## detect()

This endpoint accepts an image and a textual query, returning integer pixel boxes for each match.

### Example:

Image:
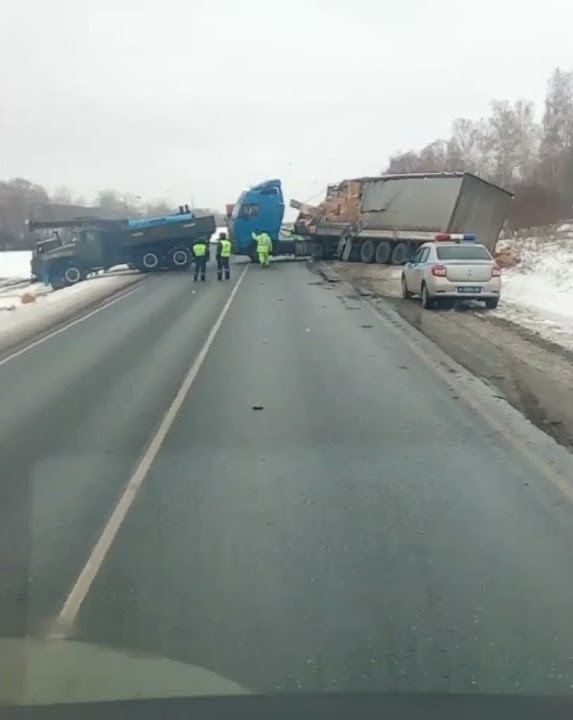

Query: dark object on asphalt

[252,405,264,410]
[360,324,374,328]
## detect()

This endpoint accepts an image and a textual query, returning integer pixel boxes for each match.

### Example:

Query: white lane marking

[50,264,249,638]
[0,283,143,367]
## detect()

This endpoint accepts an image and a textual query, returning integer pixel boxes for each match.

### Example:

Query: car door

[405,247,428,294]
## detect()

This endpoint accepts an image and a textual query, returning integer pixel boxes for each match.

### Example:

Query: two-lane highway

[2,258,573,702]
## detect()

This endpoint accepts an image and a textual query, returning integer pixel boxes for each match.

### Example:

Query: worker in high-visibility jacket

[252,231,272,268]
[216,231,232,281]
[192,238,208,281]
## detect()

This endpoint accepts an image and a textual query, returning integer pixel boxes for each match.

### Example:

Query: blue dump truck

[28,208,216,289]
[229,174,513,264]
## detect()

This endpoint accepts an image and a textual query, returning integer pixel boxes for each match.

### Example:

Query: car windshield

[436,245,492,261]
[3,0,573,713]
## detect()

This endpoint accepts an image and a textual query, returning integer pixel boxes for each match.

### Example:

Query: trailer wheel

[63,262,84,286]
[359,239,375,263]
[140,250,160,272]
[168,246,191,270]
[375,241,392,264]
[390,242,409,265]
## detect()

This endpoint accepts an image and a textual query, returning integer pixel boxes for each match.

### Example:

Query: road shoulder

[0,274,145,360]
[315,260,573,451]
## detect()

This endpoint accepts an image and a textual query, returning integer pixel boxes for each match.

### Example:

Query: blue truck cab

[230,179,285,259]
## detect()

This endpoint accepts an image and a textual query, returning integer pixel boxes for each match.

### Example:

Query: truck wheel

[140,250,160,272]
[375,241,392,264]
[168,246,191,270]
[50,274,66,291]
[359,239,375,263]
[390,242,409,265]
[421,283,435,309]
[63,262,84,286]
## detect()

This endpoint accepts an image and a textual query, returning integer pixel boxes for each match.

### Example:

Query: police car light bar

[435,233,477,243]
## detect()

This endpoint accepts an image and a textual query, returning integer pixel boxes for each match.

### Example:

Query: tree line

[0,182,225,250]
[385,67,573,228]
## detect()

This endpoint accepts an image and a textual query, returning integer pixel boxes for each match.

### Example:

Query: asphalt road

[2,258,573,699]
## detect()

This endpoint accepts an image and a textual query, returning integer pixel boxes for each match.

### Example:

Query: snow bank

[0,251,31,279]
[496,233,573,351]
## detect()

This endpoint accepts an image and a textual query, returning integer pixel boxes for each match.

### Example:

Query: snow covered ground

[495,225,573,351]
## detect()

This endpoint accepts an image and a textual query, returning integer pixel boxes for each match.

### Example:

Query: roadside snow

[0,250,31,279]
[496,235,573,351]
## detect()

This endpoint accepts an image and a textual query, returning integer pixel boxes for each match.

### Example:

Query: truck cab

[230,179,285,259]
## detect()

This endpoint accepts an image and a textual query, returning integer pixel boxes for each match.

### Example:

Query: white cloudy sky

[1,0,571,211]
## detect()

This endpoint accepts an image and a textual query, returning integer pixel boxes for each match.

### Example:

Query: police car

[401,233,501,310]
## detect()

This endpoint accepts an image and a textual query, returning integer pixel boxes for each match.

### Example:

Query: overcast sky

[1,0,571,211]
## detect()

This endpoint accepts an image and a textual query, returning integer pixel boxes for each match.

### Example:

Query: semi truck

[228,173,513,264]
[28,209,216,289]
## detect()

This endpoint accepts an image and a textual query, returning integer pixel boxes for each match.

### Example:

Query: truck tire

[390,242,409,265]
[375,241,392,264]
[140,250,160,272]
[168,246,191,270]
[63,262,84,286]
[50,273,66,291]
[359,239,375,263]
[421,282,435,309]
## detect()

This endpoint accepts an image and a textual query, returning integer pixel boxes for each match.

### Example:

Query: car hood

[0,637,249,706]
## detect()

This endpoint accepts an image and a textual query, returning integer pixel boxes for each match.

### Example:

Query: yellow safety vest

[220,239,232,257]
[256,232,271,252]
[193,242,207,257]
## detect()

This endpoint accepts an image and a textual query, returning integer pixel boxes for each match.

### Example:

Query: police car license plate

[458,286,482,294]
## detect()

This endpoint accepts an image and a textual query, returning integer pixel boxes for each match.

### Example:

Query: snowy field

[495,225,573,351]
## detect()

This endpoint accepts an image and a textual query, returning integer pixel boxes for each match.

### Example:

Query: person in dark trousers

[192,238,208,281]
[216,231,232,280]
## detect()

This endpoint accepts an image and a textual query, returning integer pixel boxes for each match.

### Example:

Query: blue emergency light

[435,233,477,243]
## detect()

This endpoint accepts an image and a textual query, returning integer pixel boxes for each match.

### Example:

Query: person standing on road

[216,231,232,281]
[252,231,272,268]
[192,238,208,281]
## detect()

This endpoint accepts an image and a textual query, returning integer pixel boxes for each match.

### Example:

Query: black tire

[63,262,84,287]
[140,250,160,272]
[421,283,435,309]
[168,246,191,270]
[401,275,413,299]
[359,239,375,263]
[50,273,66,291]
[485,297,499,309]
[390,242,410,265]
[375,241,392,264]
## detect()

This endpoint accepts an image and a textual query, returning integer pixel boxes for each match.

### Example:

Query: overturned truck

[294,172,513,263]
[28,210,216,289]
